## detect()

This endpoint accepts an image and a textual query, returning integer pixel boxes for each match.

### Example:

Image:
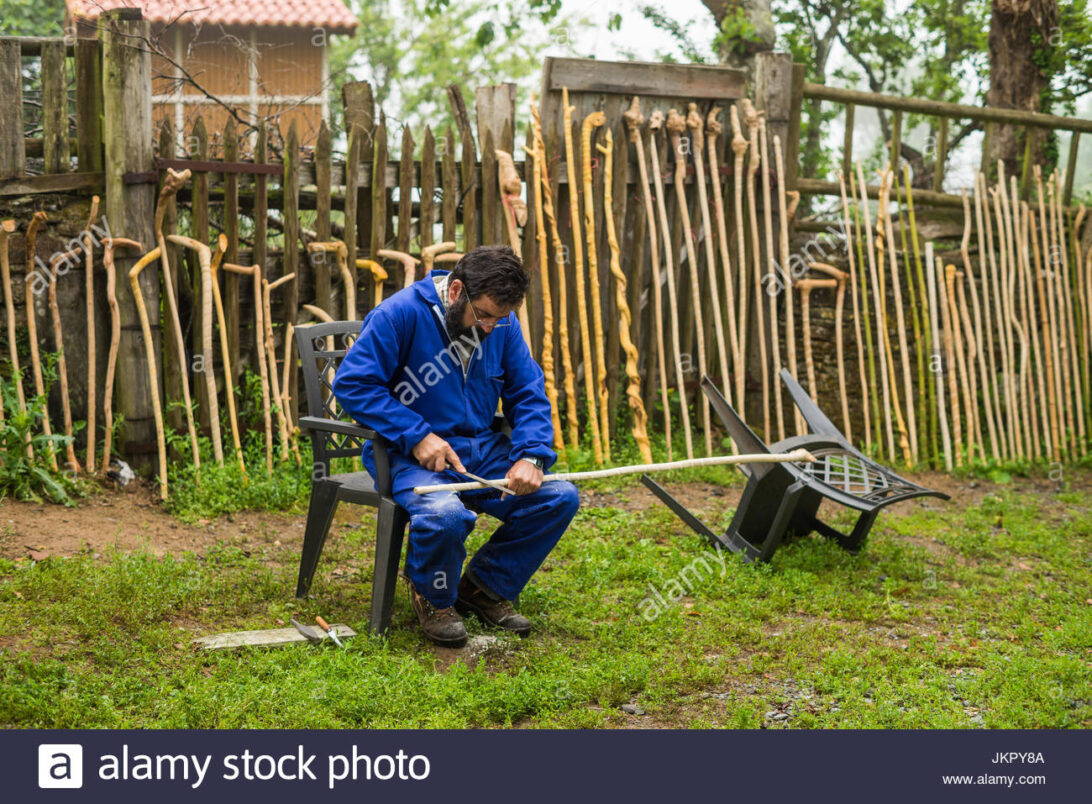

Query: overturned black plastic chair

[293,320,409,635]
[641,369,949,562]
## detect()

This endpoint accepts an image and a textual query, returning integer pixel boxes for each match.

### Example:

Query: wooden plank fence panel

[0,40,26,179]
[41,40,69,174]
[481,128,497,245]
[76,38,104,173]
[370,119,389,282]
[420,126,435,251]
[441,127,456,243]
[397,124,414,253]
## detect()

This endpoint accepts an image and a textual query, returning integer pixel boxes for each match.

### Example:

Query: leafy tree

[0,0,67,36]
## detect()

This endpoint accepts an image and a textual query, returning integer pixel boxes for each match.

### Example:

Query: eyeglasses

[464,289,511,327]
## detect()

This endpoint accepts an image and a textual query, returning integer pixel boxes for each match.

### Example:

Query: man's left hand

[505,459,543,496]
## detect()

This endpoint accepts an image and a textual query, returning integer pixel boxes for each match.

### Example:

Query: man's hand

[412,433,467,474]
[505,459,543,496]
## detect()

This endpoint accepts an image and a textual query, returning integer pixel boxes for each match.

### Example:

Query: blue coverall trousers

[388,430,580,609]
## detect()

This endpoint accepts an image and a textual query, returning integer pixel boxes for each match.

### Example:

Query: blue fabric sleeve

[500,317,558,470]
[331,311,433,455]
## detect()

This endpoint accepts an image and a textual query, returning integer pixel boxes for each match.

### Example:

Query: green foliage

[0,0,67,36]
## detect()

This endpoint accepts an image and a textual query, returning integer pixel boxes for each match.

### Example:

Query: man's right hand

[412,433,467,474]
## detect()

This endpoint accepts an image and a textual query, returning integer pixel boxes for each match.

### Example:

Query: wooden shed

[66,0,357,149]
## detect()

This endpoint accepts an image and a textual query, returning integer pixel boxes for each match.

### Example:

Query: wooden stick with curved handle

[208,234,245,478]
[526,97,564,456]
[495,150,533,348]
[624,97,671,459]
[581,109,611,461]
[167,234,223,464]
[706,107,742,412]
[433,252,464,265]
[48,246,83,472]
[1,219,31,457]
[668,108,712,456]
[377,249,421,292]
[688,104,731,406]
[128,246,168,499]
[794,277,837,411]
[808,262,851,438]
[649,109,693,459]
[261,272,295,463]
[23,211,57,470]
[100,237,141,473]
[155,169,200,468]
[562,88,602,464]
[83,195,100,472]
[421,242,456,279]
[536,102,580,453]
[224,262,273,474]
[838,172,869,449]
[357,259,387,309]
[598,128,651,463]
[307,241,353,319]
[949,265,977,462]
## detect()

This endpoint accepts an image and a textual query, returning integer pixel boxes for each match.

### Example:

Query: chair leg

[756,479,807,562]
[369,498,409,636]
[295,481,341,598]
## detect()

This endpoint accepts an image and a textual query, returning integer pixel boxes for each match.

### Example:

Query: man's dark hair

[450,245,529,306]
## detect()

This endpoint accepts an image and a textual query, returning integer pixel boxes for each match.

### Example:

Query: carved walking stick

[562,88,603,464]
[961,189,1000,460]
[261,272,295,463]
[729,105,751,419]
[742,102,770,437]
[991,183,1021,456]
[977,172,1010,459]
[1017,201,1043,459]
[48,247,82,471]
[83,196,100,472]
[1052,170,1085,448]
[535,102,579,452]
[928,248,953,471]
[794,277,836,405]
[1037,167,1065,457]
[168,234,223,464]
[706,107,742,412]
[357,260,387,310]
[838,173,869,448]
[625,97,671,457]
[1028,203,1058,458]
[1,220,30,456]
[129,246,168,498]
[668,107,712,455]
[23,211,57,470]
[758,119,785,442]
[938,261,962,466]
[809,263,851,438]
[948,266,976,462]
[377,249,421,293]
[224,263,273,474]
[421,242,456,274]
[209,236,246,478]
[525,104,564,456]
[581,109,611,460]
[155,169,200,468]
[999,170,1030,456]
[496,149,533,348]
[688,104,731,405]
[874,169,911,463]
[774,134,803,436]
[649,109,694,459]
[307,241,354,319]
[598,128,652,463]
[100,237,141,473]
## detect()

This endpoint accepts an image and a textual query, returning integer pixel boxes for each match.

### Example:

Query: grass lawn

[1,464,1089,729]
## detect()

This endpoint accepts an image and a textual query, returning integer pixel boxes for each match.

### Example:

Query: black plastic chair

[641,370,949,562]
[293,320,409,635]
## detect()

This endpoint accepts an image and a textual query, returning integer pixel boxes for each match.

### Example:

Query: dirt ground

[0,468,1081,563]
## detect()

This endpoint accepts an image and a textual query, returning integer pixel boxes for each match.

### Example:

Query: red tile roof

[68,0,358,34]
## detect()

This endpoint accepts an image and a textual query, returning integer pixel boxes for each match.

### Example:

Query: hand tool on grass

[315,615,345,649]
[194,619,357,650]
[598,127,652,463]
[581,109,611,461]
[625,97,671,458]
[414,449,817,495]
[668,107,712,456]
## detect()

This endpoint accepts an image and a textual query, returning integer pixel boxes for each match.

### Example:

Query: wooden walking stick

[377,249,422,292]
[706,107,742,411]
[928,246,953,471]
[562,88,603,465]
[1,220,30,453]
[224,263,273,474]
[209,235,246,478]
[998,170,1029,456]
[100,237,141,473]
[741,101,770,438]
[688,104,732,404]
[948,265,976,462]
[129,246,168,499]
[838,172,869,448]
[307,241,354,320]
[168,234,223,464]
[433,252,464,266]
[1037,166,1065,457]
[992,183,1023,457]
[938,261,962,466]
[977,172,1010,459]
[669,107,713,455]
[1028,203,1059,458]
[758,118,785,442]
[955,269,986,460]
[23,211,58,470]
[879,168,917,463]
[598,128,652,463]
[625,97,671,457]
[794,277,837,407]
[281,321,300,459]
[357,260,387,310]
[1052,171,1085,448]
[961,189,1000,460]
[83,196,100,472]
[1017,201,1043,459]
[729,105,751,418]
[773,134,803,436]
[496,148,533,348]
[526,104,564,457]
[855,164,893,459]
[649,109,694,459]
[155,168,200,468]
[809,263,851,437]
[47,247,82,472]
[581,109,612,460]
[874,169,911,463]
[421,242,456,274]
[261,273,295,463]
[535,104,579,453]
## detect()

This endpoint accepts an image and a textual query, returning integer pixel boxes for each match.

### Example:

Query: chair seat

[330,470,382,505]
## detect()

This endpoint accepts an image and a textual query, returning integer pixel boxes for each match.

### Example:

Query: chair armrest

[297,416,377,441]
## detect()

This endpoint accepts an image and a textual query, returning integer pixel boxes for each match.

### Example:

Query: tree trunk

[703,0,776,79]
[985,0,1059,179]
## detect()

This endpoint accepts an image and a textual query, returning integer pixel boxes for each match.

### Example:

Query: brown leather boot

[455,574,531,636]
[409,582,467,647]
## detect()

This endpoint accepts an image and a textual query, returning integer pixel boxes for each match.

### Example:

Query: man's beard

[445,296,490,344]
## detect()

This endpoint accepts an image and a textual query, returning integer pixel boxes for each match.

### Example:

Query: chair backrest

[294,320,368,467]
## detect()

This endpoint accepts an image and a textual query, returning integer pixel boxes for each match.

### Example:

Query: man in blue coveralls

[332,246,580,647]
